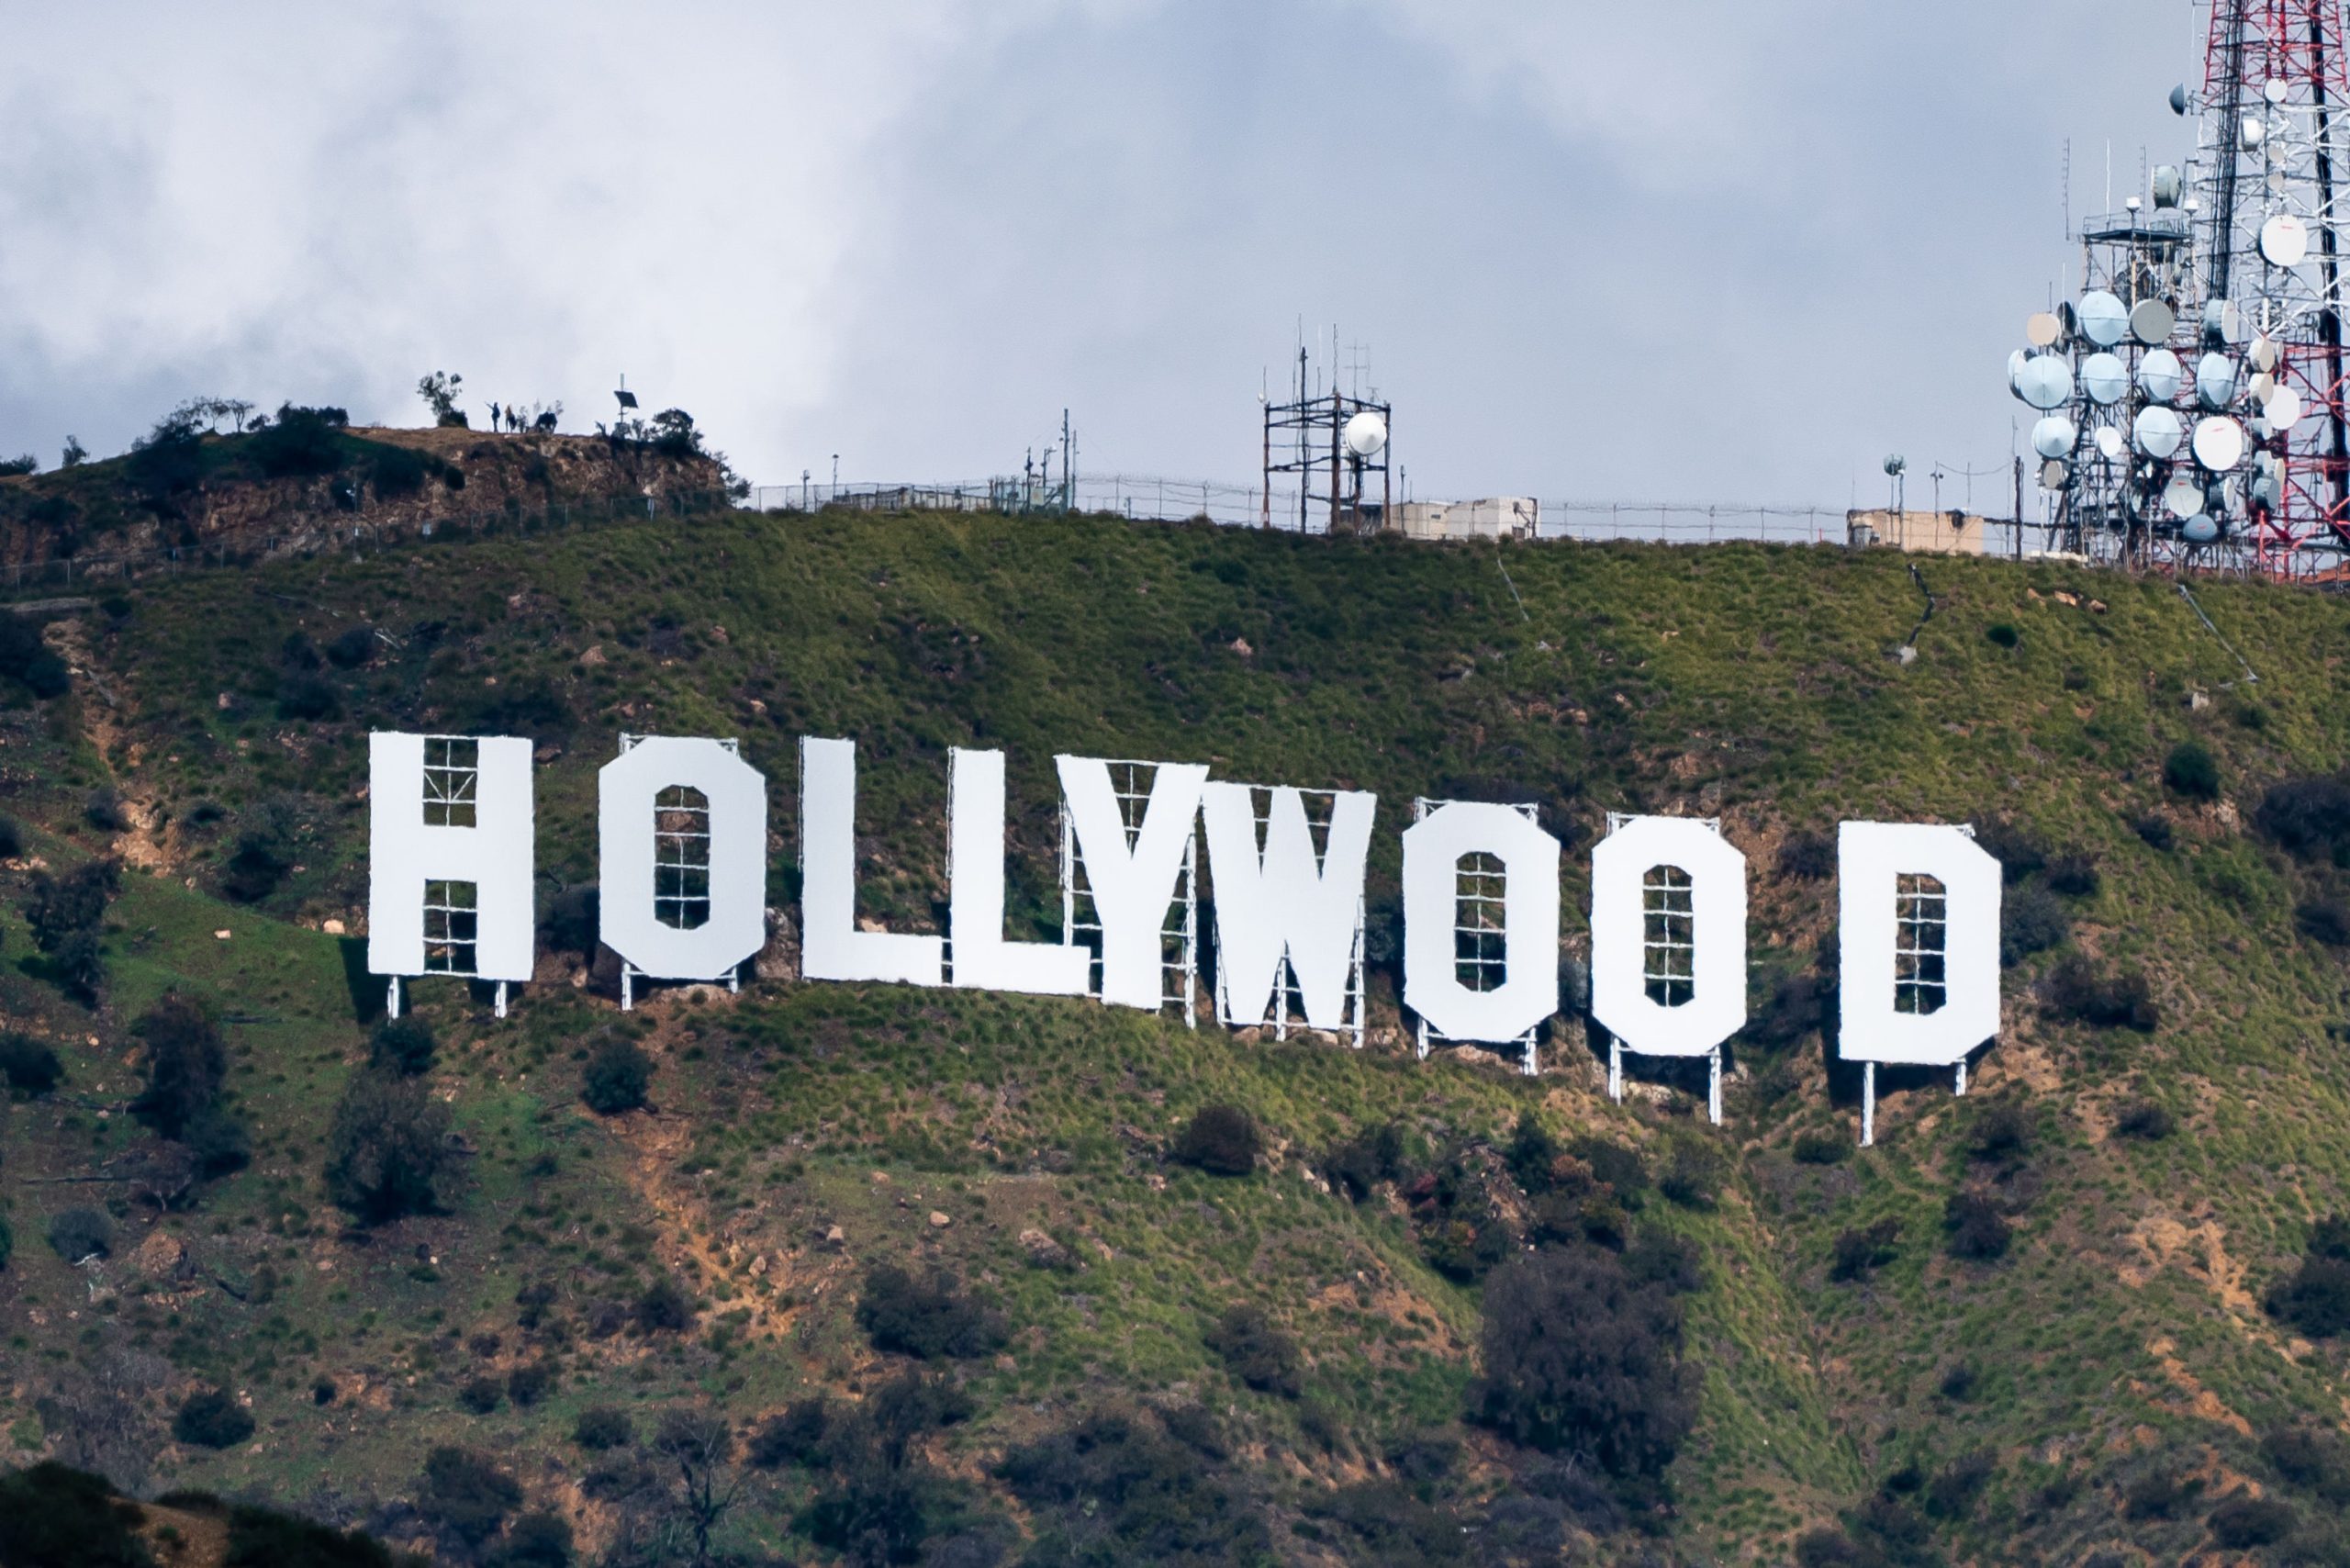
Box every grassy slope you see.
[2,506,2350,1561]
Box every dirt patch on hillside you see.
[2121,1208,2262,1323]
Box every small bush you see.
[506,1361,557,1407]
[83,790,126,834]
[2043,955,2158,1031]
[1792,1131,1848,1166]
[1171,1103,1262,1176]
[0,816,21,858]
[1971,817,2046,884]
[2298,900,2350,946]
[2208,1494,2297,1548]
[47,1206,113,1262]
[130,993,227,1140]
[581,1037,651,1114]
[2165,739,2221,801]
[1937,1361,1976,1400]
[174,1388,255,1449]
[573,1406,632,1450]
[1205,1304,1304,1397]
[2044,855,2100,898]
[1324,1120,1406,1202]
[2125,1467,2195,1519]
[275,673,339,722]
[1776,830,1835,880]
[487,1512,573,1568]
[2262,1421,2350,1506]
[459,1376,502,1415]
[0,1462,151,1568]
[1986,622,2020,648]
[1925,1449,1996,1518]
[634,1274,694,1333]
[326,625,377,668]
[1968,1102,2031,1163]
[2269,1219,2350,1338]
[2256,773,2350,859]
[0,1218,11,1271]
[420,1446,520,1549]
[2114,1100,2175,1140]
[1942,1193,2011,1261]
[369,1017,438,1076]
[1658,1137,1727,1209]
[857,1265,1008,1360]
[26,858,118,954]
[0,1032,62,1093]
[747,1400,830,1469]
[324,1070,454,1222]
[1830,1219,1899,1282]
[2133,813,2174,850]
[0,615,73,700]
[2000,885,2070,967]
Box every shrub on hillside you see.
[0,1218,10,1272]
[0,815,21,858]
[83,790,126,834]
[1171,1103,1262,1176]
[47,1206,113,1263]
[2043,955,2158,1031]
[485,1511,572,1568]
[173,1388,255,1449]
[219,804,297,903]
[369,1017,438,1076]
[2297,899,2350,946]
[275,673,339,722]
[857,1265,1007,1360]
[634,1274,694,1333]
[539,884,600,961]
[223,1503,421,1567]
[2114,1100,2176,1140]
[1970,817,2047,884]
[580,1037,651,1114]
[1830,1218,1899,1282]
[1942,1193,2011,1261]
[2268,1217,2350,1338]
[2208,1494,2298,1549]
[1967,1102,2031,1163]
[420,1447,520,1549]
[1470,1245,1694,1480]
[1204,1303,1303,1397]
[2263,1421,2350,1506]
[573,1406,632,1450]
[2165,740,2221,801]
[1324,1120,1407,1202]
[1776,830,1835,880]
[997,1411,1272,1567]
[129,993,227,1140]
[458,1377,502,1416]
[1792,1131,1848,1166]
[1658,1136,1727,1209]
[2134,813,2175,850]
[247,404,348,478]
[0,1032,62,1094]
[747,1400,830,1469]
[506,1361,557,1408]
[2000,885,2070,967]
[324,1070,454,1221]
[0,614,71,700]
[2045,855,2101,898]
[26,858,118,952]
[2256,774,2350,859]
[0,1462,151,1568]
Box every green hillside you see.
[6,505,2350,1564]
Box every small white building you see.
[1394,498,1539,541]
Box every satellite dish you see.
[2196,352,2238,409]
[2192,415,2245,472]
[2266,77,2289,105]
[2170,83,2190,115]
[2081,352,2129,405]
[2133,404,2185,458]
[2139,347,2184,400]
[2252,333,2279,371]
[2018,357,2075,410]
[2253,474,2282,511]
[2152,165,2184,208]
[2096,425,2126,460]
[2244,114,2267,147]
[2165,475,2206,517]
[2025,312,2062,348]
[2262,213,2311,266]
[2008,349,2029,396]
[2182,514,2222,543]
[2130,297,2177,343]
[2250,370,2278,404]
[2040,458,2069,489]
[2031,414,2077,459]
[1342,410,1388,457]
[2057,300,2080,340]
[2267,384,2304,430]
[1884,454,1907,476]
[2078,290,2129,346]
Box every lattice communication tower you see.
[2007,1,2350,578]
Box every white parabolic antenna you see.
[2025,312,2062,348]
[2081,352,2129,405]
[2008,349,2029,395]
[2134,404,2185,458]
[2197,352,2238,409]
[2040,458,2068,489]
[2031,415,2076,459]
[2079,290,2129,346]
[2183,514,2221,543]
[1342,410,1387,457]
[2267,383,2304,431]
[2165,475,2206,518]
[2262,213,2311,266]
[2138,347,2183,401]
[2251,333,2280,372]
[2096,425,2127,460]
[2131,298,2177,344]
[2018,356,2074,409]
[2192,415,2246,472]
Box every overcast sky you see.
[0,3,2212,507]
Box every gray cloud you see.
[0,2,2203,506]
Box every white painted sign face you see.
[367,732,535,982]
[1837,822,2001,1066]
[1057,756,1209,1010]
[1400,801,1561,1044]
[948,747,1088,996]
[1589,814,1748,1058]
[1201,783,1376,1031]
[799,736,945,987]
[599,735,768,981]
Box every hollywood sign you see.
[366,733,2001,1143]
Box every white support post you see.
[494,980,509,1020]
[386,975,402,1020]
[1861,1061,1877,1148]
[1521,1036,1539,1078]
[1953,1057,1968,1096]
[1607,1036,1623,1102]
[621,963,635,1012]
[729,964,741,995]
[1416,1015,1430,1061]
[1707,1047,1723,1125]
